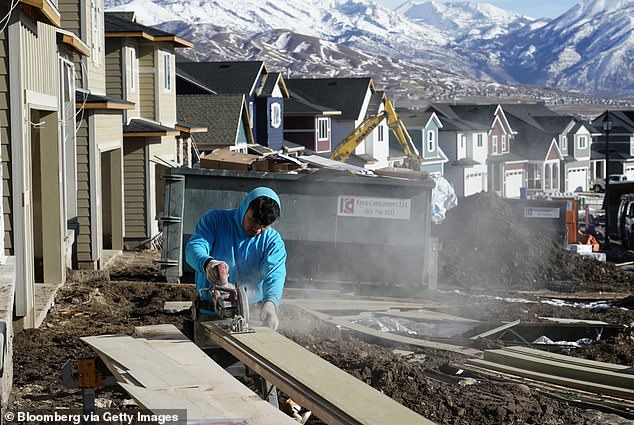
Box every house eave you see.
[57,29,90,56]
[21,0,61,27]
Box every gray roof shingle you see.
[105,13,176,38]
[285,77,373,120]
[176,94,248,148]
[176,61,265,95]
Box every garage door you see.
[464,171,484,196]
[567,168,587,192]
[505,170,523,198]
[624,165,634,181]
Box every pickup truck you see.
[591,174,628,192]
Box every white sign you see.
[524,207,560,218]
[337,196,411,220]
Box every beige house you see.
[104,12,194,248]
[59,0,132,269]
[0,0,90,408]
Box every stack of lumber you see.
[467,346,634,400]
[82,324,297,424]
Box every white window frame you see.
[377,125,384,142]
[630,136,634,157]
[127,46,136,92]
[270,103,281,129]
[477,133,483,147]
[248,101,254,129]
[163,52,172,92]
[578,135,587,150]
[492,135,498,154]
[502,135,507,152]
[427,130,435,152]
[561,135,568,151]
[91,0,102,66]
[317,117,329,141]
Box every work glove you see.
[205,259,229,286]
[260,301,279,331]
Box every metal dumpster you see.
[160,168,435,292]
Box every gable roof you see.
[257,72,289,98]
[426,104,489,132]
[176,61,266,96]
[592,110,634,134]
[398,110,443,129]
[365,91,385,117]
[285,77,374,121]
[284,97,341,115]
[505,114,559,161]
[176,94,253,148]
[104,13,192,47]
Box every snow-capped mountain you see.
[104,0,634,99]
[395,1,538,43]
[499,0,634,96]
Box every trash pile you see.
[436,192,632,292]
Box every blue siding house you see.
[397,111,448,176]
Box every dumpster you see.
[160,168,435,293]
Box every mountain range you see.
[104,0,634,102]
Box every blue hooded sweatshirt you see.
[186,187,286,312]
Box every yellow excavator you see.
[330,97,421,170]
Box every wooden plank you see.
[84,325,296,424]
[483,349,634,388]
[470,319,521,340]
[328,317,482,357]
[502,346,634,374]
[467,359,634,400]
[81,334,203,389]
[206,323,435,425]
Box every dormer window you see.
[492,135,498,154]
[502,135,507,152]
[561,135,568,151]
[427,130,435,152]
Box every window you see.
[248,101,254,129]
[578,135,587,149]
[127,47,136,92]
[378,125,384,142]
[317,117,329,140]
[477,134,483,147]
[460,134,466,149]
[561,135,568,151]
[630,136,634,157]
[502,135,507,152]
[492,135,498,153]
[427,130,434,152]
[91,0,102,66]
[270,103,281,128]
[163,53,172,91]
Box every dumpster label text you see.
[338,196,411,220]
[524,207,560,218]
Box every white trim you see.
[9,20,30,321]
[145,144,152,237]
[25,90,58,111]
[88,113,100,263]
[98,140,122,152]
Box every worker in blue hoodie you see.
[186,187,286,330]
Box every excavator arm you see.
[330,97,421,169]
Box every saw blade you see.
[237,284,249,325]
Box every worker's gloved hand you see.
[260,301,279,331]
[205,259,229,285]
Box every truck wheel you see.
[593,185,603,193]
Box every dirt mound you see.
[436,192,631,292]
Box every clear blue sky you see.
[377,0,581,19]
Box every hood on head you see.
[237,187,281,231]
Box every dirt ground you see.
[7,193,634,424]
